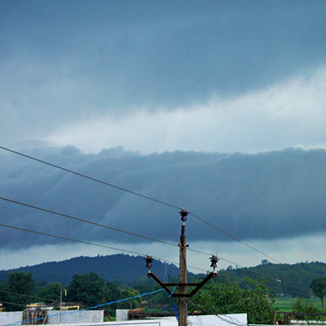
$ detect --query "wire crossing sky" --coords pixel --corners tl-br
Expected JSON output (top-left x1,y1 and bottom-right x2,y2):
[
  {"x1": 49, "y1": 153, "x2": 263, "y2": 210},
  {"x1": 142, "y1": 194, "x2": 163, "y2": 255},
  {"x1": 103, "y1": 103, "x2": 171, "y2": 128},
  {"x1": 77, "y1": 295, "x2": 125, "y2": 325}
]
[
  {"x1": 1, "y1": 0, "x2": 326, "y2": 271},
  {"x1": 0, "y1": 145, "x2": 282, "y2": 264}
]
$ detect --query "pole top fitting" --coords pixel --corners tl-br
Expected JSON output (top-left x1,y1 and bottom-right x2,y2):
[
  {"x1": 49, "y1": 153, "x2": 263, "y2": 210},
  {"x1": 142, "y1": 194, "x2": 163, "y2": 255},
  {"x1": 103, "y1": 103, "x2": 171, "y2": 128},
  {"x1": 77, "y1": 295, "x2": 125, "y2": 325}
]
[
  {"x1": 210, "y1": 255, "x2": 219, "y2": 271},
  {"x1": 180, "y1": 209, "x2": 188, "y2": 222},
  {"x1": 145, "y1": 255, "x2": 153, "y2": 271}
]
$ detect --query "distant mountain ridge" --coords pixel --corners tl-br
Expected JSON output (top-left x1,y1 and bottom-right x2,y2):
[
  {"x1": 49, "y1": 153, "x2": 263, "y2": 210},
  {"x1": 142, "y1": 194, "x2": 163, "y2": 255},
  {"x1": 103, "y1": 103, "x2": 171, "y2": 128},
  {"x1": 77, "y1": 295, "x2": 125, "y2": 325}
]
[
  {"x1": 1, "y1": 255, "x2": 325, "y2": 298},
  {"x1": 0, "y1": 254, "x2": 179, "y2": 286}
]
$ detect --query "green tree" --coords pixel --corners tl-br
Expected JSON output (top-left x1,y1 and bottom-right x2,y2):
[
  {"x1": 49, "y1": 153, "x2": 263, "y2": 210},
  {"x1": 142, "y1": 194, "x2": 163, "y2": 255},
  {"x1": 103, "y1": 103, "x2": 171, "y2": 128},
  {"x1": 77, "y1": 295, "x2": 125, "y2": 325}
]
[
  {"x1": 6, "y1": 272, "x2": 35, "y2": 311},
  {"x1": 38, "y1": 282, "x2": 62, "y2": 303},
  {"x1": 120, "y1": 288, "x2": 141, "y2": 309},
  {"x1": 292, "y1": 298, "x2": 320, "y2": 314},
  {"x1": 310, "y1": 277, "x2": 326, "y2": 310},
  {"x1": 68, "y1": 272, "x2": 105, "y2": 308},
  {"x1": 0, "y1": 281, "x2": 10, "y2": 309},
  {"x1": 292, "y1": 298, "x2": 322, "y2": 322},
  {"x1": 193, "y1": 278, "x2": 275, "y2": 324},
  {"x1": 104, "y1": 281, "x2": 122, "y2": 311},
  {"x1": 129, "y1": 278, "x2": 174, "y2": 310}
]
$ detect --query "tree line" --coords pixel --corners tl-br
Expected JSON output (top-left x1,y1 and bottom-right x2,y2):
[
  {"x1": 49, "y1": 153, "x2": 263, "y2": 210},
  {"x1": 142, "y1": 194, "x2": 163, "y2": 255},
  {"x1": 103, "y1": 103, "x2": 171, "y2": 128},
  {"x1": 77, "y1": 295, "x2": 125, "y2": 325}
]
[
  {"x1": 0, "y1": 271, "x2": 145, "y2": 313},
  {"x1": 1, "y1": 256, "x2": 325, "y2": 299},
  {"x1": 1, "y1": 270, "x2": 325, "y2": 325},
  {"x1": 220, "y1": 260, "x2": 326, "y2": 298}
]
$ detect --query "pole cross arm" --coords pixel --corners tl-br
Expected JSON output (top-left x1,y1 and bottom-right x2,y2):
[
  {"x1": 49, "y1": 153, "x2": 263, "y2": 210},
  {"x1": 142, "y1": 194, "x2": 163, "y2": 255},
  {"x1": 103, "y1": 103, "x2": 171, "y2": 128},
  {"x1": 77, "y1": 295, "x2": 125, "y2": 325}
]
[
  {"x1": 164, "y1": 283, "x2": 203, "y2": 286},
  {"x1": 170, "y1": 272, "x2": 216, "y2": 297},
  {"x1": 187, "y1": 272, "x2": 216, "y2": 297},
  {"x1": 148, "y1": 271, "x2": 216, "y2": 297},
  {"x1": 148, "y1": 272, "x2": 172, "y2": 294}
]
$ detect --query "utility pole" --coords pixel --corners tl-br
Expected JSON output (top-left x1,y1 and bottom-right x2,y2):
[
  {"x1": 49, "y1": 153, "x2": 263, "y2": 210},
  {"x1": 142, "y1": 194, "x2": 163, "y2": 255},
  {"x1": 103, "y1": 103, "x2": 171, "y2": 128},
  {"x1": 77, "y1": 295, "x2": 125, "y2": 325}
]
[
  {"x1": 145, "y1": 210, "x2": 218, "y2": 326},
  {"x1": 178, "y1": 209, "x2": 188, "y2": 326},
  {"x1": 60, "y1": 288, "x2": 67, "y2": 324}
]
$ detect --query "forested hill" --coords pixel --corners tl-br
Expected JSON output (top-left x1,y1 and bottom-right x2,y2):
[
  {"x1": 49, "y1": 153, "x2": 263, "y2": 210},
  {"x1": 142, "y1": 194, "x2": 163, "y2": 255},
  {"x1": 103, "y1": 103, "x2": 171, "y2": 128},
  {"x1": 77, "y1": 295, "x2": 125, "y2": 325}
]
[
  {"x1": 217, "y1": 261, "x2": 326, "y2": 298},
  {"x1": 0, "y1": 254, "x2": 179, "y2": 286},
  {"x1": 1, "y1": 255, "x2": 325, "y2": 298}
]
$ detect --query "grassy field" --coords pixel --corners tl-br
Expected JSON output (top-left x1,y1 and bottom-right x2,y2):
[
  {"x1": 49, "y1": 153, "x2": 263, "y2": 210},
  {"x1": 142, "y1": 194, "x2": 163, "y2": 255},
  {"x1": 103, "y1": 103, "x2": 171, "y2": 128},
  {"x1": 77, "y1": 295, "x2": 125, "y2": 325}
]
[{"x1": 272, "y1": 297, "x2": 323, "y2": 312}]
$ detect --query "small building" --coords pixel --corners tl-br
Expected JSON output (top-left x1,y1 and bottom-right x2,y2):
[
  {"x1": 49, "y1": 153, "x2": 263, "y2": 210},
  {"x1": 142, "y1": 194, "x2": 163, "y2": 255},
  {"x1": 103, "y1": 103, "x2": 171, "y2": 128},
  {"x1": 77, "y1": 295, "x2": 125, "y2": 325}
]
[
  {"x1": 26, "y1": 303, "x2": 48, "y2": 309},
  {"x1": 51, "y1": 302, "x2": 83, "y2": 311}
]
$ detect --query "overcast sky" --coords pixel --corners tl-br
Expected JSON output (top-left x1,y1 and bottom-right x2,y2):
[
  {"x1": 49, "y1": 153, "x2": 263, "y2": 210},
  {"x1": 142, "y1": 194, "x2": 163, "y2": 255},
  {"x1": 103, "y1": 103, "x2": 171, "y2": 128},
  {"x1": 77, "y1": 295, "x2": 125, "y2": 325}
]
[{"x1": 1, "y1": 1, "x2": 326, "y2": 276}]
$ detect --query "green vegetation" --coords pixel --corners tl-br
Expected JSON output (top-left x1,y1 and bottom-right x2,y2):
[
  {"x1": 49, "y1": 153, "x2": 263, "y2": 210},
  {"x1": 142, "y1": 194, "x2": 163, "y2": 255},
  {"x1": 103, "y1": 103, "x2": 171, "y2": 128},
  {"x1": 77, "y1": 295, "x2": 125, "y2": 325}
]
[
  {"x1": 0, "y1": 271, "x2": 173, "y2": 314},
  {"x1": 1, "y1": 258, "x2": 326, "y2": 325},
  {"x1": 292, "y1": 298, "x2": 320, "y2": 314},
  {"x1": 0, "y1": 272, "x2": 35, "y2": 311},
  {"x1": 310, "y1": 277, "x2": 326, "y2": 309},
  {"x1": 68, "y1": 272, "x2": 105, "y2": 308},
  {"x1": 0, "y1": 255, "x2": 180, "y2": 286},
  {"x1": 219, "y1": 260, "x2": 326, "y2": 298},
  {"x1": 193, "y1": 278, "x2": 275, "y2": 324},
  {"x1": 38, "y1": 282, "x2": 62, "y2": 301},
  {"x1": 1, "y1": 255, "x2": 325, "y2": 299},
  {"x1": 273, "y1": 297, "x2": 324, "y2": 312}
]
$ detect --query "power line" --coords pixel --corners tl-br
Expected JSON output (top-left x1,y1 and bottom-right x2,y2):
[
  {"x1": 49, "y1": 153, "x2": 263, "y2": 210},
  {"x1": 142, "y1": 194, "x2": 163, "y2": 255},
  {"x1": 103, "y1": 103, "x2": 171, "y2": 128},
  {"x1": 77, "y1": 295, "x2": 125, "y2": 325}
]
[
  {"x1": 0, "y1": 145, "x2": 282, "y2": 265},
  {"x1": 0, "y1": 147, "x2": 311, "y2": 309},
  {"x1": 0, "y1": 146, "x2": 181, "y2": 210},
  {"x1": 0, "y1": 196, "x2": 179, "y2": 249},
  {"x1": 0, "y1": 195, "x2": 241, "y2": 268},
  {"x1": 0, "y1": 300, "x2": 29, "y2": 308},
  {"x1": 0, "y1": 222, "x2": 157, "y2": 261},
  {"x1": 200, "y1": 262, "x2": 311, "y2": 297},
  {"x1": 0, "y1": 289, "x2": 54, "y2": 302},
  {"x1": 0, "y1": 223, "x2": 206, "y2": 273},
  {"x1": 189, "y1": 212, "x2": 283, "y2": 264},
  {"x1": 0, "y1": 194, "x2": 294, "y2": 292},
  {"x1": 0, "y1": 221, "x2": 310, "y2": 296}
]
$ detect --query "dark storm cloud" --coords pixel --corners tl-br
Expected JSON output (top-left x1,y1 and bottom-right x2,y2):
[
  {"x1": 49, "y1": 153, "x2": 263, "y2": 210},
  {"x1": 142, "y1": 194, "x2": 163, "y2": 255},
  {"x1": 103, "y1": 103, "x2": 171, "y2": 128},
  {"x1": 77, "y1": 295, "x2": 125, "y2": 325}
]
[
  {"x1": 1, "y1": 145, "x2": 326, "y2": 250},
  {"x1": 1, "y1": 1, "x2": 326, "y2": 145}
]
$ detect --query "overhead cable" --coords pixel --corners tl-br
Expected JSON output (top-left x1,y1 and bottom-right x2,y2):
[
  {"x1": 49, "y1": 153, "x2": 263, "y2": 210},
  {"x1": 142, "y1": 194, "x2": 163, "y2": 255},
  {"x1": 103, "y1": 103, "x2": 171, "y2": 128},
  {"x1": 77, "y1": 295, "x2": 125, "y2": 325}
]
[
  {"x1": 0, "y1": 146, "x2": 181, "y2": 210},
  {"x1": 189, "y1": 212, "x2": 283, "y2": 264},
  {"x1": 0, "y1": 145, "x2": 281, "y2": 265},
  {"x1": 0, "y1": 196, "x2": 237, "y2": 266},
  {"x1": 0, "y1": 219, "x2": 310, "y2": 295},
  {"x1": 0, "y1": 196, "x2": 179, "y2": 249},
  {"x1": 0, "y1": 223, "x2": 206, "y2": 273},
  {"x1": 0, "y1": 289, "x2": 52, "y2": 302}
]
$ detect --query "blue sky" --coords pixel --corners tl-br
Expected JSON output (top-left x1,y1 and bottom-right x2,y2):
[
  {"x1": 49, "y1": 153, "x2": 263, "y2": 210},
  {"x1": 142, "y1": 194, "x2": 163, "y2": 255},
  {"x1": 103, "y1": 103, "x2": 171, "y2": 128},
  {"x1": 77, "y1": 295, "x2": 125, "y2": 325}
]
[{"x1": 1, "y1": 1, "x2": 326, "y2": 272}]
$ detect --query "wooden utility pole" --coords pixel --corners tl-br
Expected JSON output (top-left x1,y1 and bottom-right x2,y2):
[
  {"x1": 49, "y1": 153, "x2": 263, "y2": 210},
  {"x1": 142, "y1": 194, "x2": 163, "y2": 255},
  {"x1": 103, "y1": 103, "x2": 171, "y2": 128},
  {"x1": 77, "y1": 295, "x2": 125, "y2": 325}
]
[
  {"x1": 146, "y1": 210, "x2": 218, "y2": 326},
  {"x1": 178, "y1": 210, "x2": 188, "y2": 326}
]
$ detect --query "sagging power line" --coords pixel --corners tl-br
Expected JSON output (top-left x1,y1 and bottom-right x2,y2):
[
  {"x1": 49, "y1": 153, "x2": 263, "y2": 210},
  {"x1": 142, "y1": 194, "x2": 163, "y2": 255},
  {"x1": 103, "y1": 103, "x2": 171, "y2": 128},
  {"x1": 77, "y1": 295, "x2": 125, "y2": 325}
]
[
  {"x1": 0, "y1": 196, "x2": 237, "y2": 267},
  {"x1": 0, "y1": 222, "x2": 207, "y2": 273},
  {"x1": 0, "y1": 195, "x2": 304, "y2": 293},
  {"x1": 0, "y1": 145, "x2": 282, "y2": 264}
]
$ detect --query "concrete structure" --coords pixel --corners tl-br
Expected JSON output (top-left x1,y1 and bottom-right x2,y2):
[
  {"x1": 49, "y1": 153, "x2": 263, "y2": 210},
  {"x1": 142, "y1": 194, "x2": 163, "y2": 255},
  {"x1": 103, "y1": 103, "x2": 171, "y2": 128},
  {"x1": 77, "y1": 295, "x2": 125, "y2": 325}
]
[
  {"x1": 48, "y1": 310, "x2": 103, "y2": 324},
  {"x1": 0, "y1": 310, "x2": 103, "y2": 325},
  {"x1": 0, "y1": 311, "x2": 247, "y2": 326},
  {"x1": 0, "y1": 312, "x2": 22, "y2": 325},
  {"x1": 116, "y1": 311, "x2": 247, "y2": 326},
  {"x1": 46, "y1": 314, "x2": 247, "y2": 326}
]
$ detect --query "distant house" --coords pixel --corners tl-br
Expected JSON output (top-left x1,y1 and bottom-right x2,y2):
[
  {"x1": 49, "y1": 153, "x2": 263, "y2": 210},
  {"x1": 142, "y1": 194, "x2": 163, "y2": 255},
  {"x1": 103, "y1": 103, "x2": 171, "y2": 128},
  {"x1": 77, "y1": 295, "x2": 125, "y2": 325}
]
[
  {"x1": 26, "y1": 303, "x2": 48, "y2": 309},
  {"x1": 51, "y1": 302, "x2": 83, "y2": 310}
]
